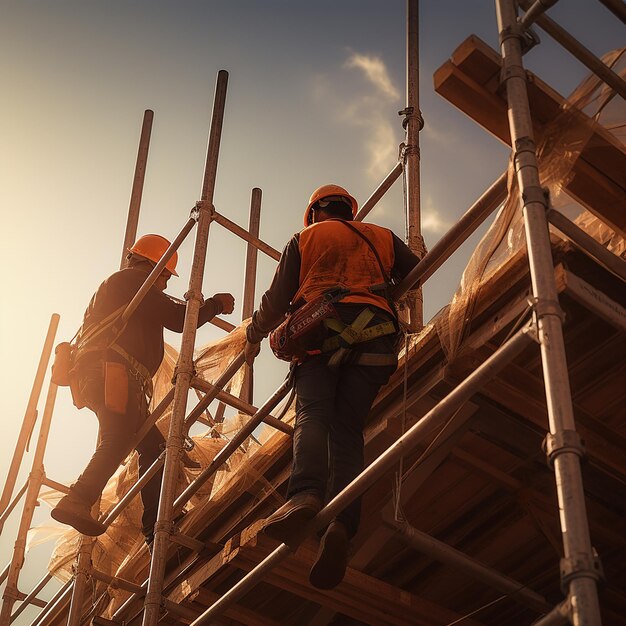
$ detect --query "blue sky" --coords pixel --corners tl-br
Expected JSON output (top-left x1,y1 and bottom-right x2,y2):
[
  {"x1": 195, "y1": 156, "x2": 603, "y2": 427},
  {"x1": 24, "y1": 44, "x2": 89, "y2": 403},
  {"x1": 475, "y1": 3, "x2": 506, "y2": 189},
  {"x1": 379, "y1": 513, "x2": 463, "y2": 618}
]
[{"x1": 0, "y1": 2, "x2": 623, "y2": 621}]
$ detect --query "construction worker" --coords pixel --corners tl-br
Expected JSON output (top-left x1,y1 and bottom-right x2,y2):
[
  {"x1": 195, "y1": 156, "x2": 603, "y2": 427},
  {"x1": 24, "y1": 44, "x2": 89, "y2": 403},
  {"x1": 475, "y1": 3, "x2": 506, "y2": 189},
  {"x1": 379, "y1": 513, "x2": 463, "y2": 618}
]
[
  {"x1": 244, "y1": 184, "x2": 420, "y2": 589},
  {"x1": 51, "y1": 234, "x2": 235, "y2": 547}
]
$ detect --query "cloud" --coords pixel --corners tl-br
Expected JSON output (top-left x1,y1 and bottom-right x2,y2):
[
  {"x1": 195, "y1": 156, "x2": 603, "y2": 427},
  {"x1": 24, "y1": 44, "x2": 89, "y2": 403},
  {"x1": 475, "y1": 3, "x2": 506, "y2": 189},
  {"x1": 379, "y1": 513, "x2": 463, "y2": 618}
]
[
  {"x1": 422, "y1": 196, "x2": 452, "y2": 235},
  {"x1": 311, "y1": 51, "x2": 403, "y2": 181},
  {"x1": 343, "y1": 53, "x2": 401, "y2": 100}
]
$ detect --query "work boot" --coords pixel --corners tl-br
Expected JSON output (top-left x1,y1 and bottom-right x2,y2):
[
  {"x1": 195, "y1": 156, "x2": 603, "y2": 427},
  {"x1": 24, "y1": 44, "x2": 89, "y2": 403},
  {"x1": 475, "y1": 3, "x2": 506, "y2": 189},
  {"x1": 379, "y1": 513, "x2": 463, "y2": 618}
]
[
  {"x1": 51, "y1": 494, "x2": 106, "y2": 536},
  {"x1": 309, "y1": 520, "x2": 349, "y2": 590},
  {"x1": 263, "y1": 491, "x2": 322, "y2": 547}
]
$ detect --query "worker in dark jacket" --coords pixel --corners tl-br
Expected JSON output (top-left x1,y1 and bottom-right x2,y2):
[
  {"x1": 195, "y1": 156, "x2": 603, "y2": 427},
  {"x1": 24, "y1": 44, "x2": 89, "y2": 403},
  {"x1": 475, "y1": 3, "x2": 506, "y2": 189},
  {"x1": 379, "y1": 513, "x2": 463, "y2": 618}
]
[
  {"x1": 244, "y1": 184, "x2": 420, "y2": 589},
  {"x1": 51, "y1": 234, "x2": 234, "y2": 546}
]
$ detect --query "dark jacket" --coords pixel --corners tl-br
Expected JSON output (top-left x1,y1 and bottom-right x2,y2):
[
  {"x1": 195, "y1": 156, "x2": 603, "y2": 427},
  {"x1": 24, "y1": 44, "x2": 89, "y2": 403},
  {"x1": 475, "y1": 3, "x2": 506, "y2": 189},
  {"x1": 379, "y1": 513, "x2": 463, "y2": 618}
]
[{"x1": 79, "y1": 267, "x2": 222, "y2": 376}]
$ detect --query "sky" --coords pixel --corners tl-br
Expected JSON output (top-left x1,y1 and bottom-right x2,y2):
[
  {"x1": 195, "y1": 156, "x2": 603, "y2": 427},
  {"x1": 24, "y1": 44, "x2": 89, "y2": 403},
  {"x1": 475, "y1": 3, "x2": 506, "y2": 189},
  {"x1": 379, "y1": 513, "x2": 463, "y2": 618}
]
[{"x1": 0, "y1": 1, "x2": 623, "y2": 623}]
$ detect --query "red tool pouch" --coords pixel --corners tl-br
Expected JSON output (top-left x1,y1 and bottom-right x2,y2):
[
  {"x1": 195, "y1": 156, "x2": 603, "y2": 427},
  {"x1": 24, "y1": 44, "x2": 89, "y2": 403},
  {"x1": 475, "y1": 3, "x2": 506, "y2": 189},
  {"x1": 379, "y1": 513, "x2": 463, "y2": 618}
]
[{"x1": 270, "y1": 295, "x2": 338, "y2": 362}]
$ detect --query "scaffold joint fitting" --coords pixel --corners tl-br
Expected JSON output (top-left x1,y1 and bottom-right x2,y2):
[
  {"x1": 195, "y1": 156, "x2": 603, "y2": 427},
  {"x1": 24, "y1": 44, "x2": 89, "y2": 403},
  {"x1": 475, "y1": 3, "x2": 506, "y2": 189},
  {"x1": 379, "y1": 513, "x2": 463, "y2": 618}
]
[
  {"x1": 190, "y1": 203, "x2": 201, "y2": 221},
  {"x1": 560, "y1": 550, "x2": 603, "y2": 593},
  {"x1": 194, "y1": 200, "x2": 214, "y2": 217},
  {"x1": 527, "y1": 296, "x2": 565, "y2": 322},
  {"x1": 172, "y1": 364, "x2": 196, "y2": 384},
  {"x1": 398, "y1": 106, "x2": 424, "y2": 131},
  {"x1": 521, "y1": 185, "x2": 549, "y2": 209},
  {"x1": 184, "y1": 290, "x2": 205, "y2": 305},
  {"x1": 154, "y1": 520, "x2": 174, "y2": 535},
  {"x1": 183, "y1": 435, "x2": 195, "y2": 451},
  {"x1": 543, "y1": 430, "x2": 585, "y2": 467}
]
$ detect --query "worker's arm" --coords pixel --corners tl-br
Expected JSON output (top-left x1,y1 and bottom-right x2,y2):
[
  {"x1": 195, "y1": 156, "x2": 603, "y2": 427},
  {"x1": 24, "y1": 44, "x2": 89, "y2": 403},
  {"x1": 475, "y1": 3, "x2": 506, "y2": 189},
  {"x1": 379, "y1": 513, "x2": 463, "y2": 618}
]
[
  {"x1": 246, "y1": 234, "x2": 301, "y2": 344},
  {"x1": 391, "y1": 233, "x2": 421, "y2": 285},
  {"x1": 145, "y1": 289, "x2": 231, "y2": 332}
]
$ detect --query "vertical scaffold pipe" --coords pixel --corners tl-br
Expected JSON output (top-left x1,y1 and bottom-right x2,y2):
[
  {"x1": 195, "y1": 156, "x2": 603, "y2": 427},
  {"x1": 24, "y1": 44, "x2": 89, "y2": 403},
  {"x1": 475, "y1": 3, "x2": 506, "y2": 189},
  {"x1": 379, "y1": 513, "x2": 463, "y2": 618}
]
[
  {"x1": 120, "y1": 109, "x2": 154, "y2": 269},
  {"x1": 69, "y1": 110, "x2": 155, "y2": 626},
  {"x1": 496, "y1": 1, "x2": 602, "y2": 624},
  {"x1": 141, "y1": 70, "x2": 229, "y2": 626},
  {"x1": 403, "y1": 0, "x2": 424, "y2": 330},
  {"x1": 0, "y1": 378, "x2": 59, "y2": 626},
  {"x1": 241, "y1": 188, "x2": 262, "y2": 405},
  {"x1": 0, "y1": 314, "x2": 59, "y2": 518}
]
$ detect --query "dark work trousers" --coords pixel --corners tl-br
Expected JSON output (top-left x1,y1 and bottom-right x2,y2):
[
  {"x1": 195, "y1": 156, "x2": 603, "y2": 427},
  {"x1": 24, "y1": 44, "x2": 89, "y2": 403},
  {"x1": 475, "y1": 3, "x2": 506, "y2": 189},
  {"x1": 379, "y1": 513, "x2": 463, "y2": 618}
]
[
  {"x1": 70, "y1": 362, "x2": 164, "y2": 541},
  {"x1": 289, "y1": 328, "x2": 398, "y2": 538}
]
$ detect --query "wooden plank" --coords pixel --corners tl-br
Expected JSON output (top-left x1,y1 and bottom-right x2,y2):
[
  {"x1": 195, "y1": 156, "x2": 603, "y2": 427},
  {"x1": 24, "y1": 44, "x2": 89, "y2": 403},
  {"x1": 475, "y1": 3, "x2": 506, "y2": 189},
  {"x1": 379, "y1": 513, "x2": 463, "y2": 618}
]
[
  {"x1": 434, "y1": 35, "x2": 626, "y2": 236},
  {"x1": 560, "y1": 266, "x2": 626, "y2": 331},
  {"x1": 226, "y1": 529, "x2": 486, "y2": 626}
]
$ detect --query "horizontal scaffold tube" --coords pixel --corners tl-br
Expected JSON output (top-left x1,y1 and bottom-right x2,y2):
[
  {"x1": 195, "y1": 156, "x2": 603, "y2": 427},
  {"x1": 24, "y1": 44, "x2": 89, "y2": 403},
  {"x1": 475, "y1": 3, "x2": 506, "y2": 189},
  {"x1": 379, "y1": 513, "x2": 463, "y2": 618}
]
[
  {"x1": 190, "y1": 324, "x2": 536, "y2": 624},
  {"x1": 9, "y1": 574, "x2": 53, "y2": 622},
  {"x1": 387, "y1": 520, "x2": 551, "y2": 613},
  {"x1": 174, "y1": 376, "x2": 293, "y2": 510},
  {"x1": 393, "y1": 171, "x2": 508, "y2": 300},
  {"x1": 190, "y1": 376, "x2": 293, "y2": 435}
]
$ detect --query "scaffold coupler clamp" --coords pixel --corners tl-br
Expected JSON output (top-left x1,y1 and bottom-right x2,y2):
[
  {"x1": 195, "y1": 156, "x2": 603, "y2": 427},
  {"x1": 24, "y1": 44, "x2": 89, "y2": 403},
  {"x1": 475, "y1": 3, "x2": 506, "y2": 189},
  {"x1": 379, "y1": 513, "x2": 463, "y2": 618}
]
[
  {"x1": 194, "y1": 199, "x2": 215, "y2": 219},
  {"x1": 190, "y1": 202, "x2": 202, "y2": 221},
  {"x1": 172, "y1": 362, "x2": 196, "y2": 385},
  {"x1": 183, "y1": 434, "x2": 195, "y2": 452},
  {"x1": 398, "y1": 106, "x2": 424, "y2": 132},
  {"x1": 527, "y1": 295, "x2": 566, "y2": 324},
  {"x1": 520, "y1": 183, "x2": 550, "y2": 211},
  {"x1": 560, "y1": 549, "x2": 604, "y2": 594},
  {"x1": 499, "y1": 20, "x2": 540, "y2": 54},
  {"x1": 542, "y1": 429, "x2": 586, "y2": 468},
  {"x1": 154, "y1": 519, "x2": 174, "y2": 538}
]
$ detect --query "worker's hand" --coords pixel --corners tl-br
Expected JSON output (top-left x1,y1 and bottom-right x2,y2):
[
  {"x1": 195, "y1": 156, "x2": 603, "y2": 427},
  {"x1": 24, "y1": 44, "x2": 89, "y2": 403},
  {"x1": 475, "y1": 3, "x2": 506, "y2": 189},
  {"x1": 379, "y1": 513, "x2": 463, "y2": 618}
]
[
  {"x1": 212, "y1": 292, "x2": 235, "y2": 315},
  {"x1": 244, "y1": 340, "x2": 261, "y2": 365}
]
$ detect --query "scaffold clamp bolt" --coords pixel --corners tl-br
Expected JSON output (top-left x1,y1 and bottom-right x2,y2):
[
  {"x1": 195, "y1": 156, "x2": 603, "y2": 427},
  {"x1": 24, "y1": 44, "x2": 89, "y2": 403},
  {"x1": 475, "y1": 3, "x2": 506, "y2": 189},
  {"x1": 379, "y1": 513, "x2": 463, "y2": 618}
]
[
  {"x1": 560, "y1": 550, "x2": 603, "y2": 593},
  {"x1": 543, "y1": 430, "x2": 585, "y2": 467},
  {"x1": 527, "y1": 296, "x2": 565, "y2": 322}
]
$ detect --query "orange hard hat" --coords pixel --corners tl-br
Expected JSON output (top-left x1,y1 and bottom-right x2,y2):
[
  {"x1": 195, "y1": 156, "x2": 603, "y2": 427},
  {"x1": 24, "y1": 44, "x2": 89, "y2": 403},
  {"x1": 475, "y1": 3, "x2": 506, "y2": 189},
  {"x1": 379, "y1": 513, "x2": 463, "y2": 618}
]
[
  {"x1": 128, "y1": 234, "x2": 178, "y2": 276},
  {"x1": 303, "y1": 184, "x2": 358, "y2": 227}
]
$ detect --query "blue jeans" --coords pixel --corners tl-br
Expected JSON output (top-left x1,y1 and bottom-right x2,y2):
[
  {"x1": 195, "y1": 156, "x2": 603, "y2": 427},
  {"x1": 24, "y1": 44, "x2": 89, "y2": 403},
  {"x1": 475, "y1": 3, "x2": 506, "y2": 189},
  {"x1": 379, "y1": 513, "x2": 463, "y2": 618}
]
[{"x1": 289, "y1": 330, "x2": 397, "y2": 537}]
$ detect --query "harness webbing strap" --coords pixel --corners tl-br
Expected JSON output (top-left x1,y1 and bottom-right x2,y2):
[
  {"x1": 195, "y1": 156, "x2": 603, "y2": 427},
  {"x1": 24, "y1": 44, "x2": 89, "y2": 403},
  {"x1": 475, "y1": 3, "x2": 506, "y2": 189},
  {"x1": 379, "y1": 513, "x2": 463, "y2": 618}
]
[
  {"x1": 322, "y1": 308, "x2": 396, "y2": 353},
  {"x1": 109, "y1": 344, "x2": 154, "y2": 398}
]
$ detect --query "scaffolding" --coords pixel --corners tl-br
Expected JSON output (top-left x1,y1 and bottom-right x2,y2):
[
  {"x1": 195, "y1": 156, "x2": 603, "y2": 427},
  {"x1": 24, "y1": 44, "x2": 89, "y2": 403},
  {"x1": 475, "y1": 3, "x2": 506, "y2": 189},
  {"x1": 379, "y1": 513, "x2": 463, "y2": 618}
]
[{"x1": 1, "y1": 0, "x2": 625, "y2": 624}]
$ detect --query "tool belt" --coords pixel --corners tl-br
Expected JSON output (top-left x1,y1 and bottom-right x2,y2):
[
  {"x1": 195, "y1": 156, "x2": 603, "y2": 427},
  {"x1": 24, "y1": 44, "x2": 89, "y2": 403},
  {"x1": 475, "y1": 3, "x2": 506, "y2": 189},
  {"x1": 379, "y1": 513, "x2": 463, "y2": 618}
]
[
  {"x1": 270, "y1": 289, "x2": 397, "y2": 365},
  {"x1": 269, "y1": 288, "x2": 348, "y2": 362}
]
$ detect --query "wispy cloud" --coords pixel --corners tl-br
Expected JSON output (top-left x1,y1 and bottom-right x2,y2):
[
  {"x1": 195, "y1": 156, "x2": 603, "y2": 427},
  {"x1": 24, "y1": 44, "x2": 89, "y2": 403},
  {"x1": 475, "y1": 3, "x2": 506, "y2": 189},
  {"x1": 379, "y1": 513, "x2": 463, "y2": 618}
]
[
  {"x1": 343, "y1": 53, "x2": 400, "y2": 100},
  {"x1": 422, "y1": 195, "x2": 452, "y2": 235}
]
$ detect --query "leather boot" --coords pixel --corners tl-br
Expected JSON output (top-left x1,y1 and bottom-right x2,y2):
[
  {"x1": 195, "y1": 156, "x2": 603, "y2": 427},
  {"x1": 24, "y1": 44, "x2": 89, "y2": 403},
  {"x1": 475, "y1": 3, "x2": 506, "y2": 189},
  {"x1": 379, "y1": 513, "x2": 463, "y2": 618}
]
[
  {"x1": 263, "y1": 491, "x2": 322, "y2": 547},
  {"x1": 309, "y1": 520, "x2": 349, "y2": 589},
  {"x1": 51, "y1": 494, "x2": 106, "y2": 536}
]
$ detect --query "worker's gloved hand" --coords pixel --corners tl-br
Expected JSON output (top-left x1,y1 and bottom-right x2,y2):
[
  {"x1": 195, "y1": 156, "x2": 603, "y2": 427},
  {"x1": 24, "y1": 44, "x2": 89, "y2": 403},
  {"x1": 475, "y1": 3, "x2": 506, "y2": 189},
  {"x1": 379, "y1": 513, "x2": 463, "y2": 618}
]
[
  {"x1": 244, "y1": 340, "x2": 261, "y2": 365},
  {"x1": 212, "y1": 293, "x2": 235, "y2": 315}
]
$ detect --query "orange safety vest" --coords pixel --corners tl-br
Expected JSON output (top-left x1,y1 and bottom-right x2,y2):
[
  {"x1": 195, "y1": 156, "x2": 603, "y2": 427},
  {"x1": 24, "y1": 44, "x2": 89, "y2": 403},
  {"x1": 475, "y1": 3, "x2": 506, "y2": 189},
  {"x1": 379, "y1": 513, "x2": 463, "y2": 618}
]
[{"x1": 293, "y1": 220, "x2": 395, "y2": 316}]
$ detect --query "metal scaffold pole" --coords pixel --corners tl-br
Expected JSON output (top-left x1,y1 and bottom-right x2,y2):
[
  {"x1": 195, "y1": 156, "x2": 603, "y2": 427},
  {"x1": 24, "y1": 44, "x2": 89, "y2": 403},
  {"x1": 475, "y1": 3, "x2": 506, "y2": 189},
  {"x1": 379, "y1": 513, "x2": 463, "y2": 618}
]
[
  {"x1": 402, "y1": 0, "x2": 425, "y2": 330},
  {"x1": 495, "y1": 1, "x2": 602, "y2": 624},
  {"x1": 121, "y1": 109, "x2": 154, "y2": 268},
  {"x1": 67, "y1": 109, "x2": 157, "y2": 626},
  {"x1": 0, "y1": 355, "x2": 59, "y2": 626},
  {"x1": 0, "y1": 315, "x2": 59, "y2": 520},
  {"x1": 240, "y1": 187, "x2": 262, "y2": 405},
  {"x1": 141, "y1": 69, "x2": 229, "y2": 626}
]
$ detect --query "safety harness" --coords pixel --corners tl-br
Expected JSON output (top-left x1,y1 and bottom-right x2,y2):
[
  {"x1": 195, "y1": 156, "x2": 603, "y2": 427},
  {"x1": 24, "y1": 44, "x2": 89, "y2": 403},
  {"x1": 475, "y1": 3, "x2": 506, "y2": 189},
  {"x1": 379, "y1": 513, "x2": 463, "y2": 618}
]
[{"x1": 72, "y1": 304, "x2": 154, "y2": 399}]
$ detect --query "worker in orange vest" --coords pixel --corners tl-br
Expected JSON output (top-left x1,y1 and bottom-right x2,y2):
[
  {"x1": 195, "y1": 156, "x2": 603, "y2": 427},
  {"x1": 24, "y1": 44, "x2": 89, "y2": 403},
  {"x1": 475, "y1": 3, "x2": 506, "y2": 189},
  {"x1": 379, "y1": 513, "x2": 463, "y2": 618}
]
[
  {"x1": 51, "y1": 234, "x2": 234, "y2": 547},
  {"x1": 244, "y1": 185, "x2": 421, "y2": 589}
]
